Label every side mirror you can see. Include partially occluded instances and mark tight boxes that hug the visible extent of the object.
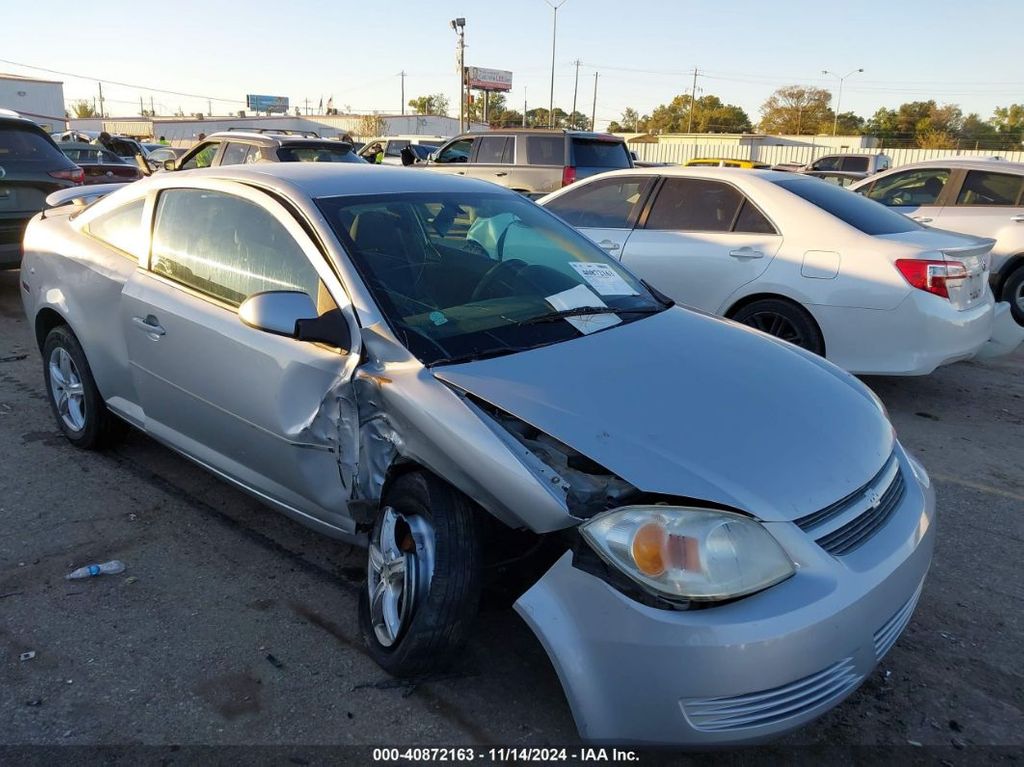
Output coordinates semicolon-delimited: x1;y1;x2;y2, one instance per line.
427;150;438;162
163;158;176;171
239;291;351;350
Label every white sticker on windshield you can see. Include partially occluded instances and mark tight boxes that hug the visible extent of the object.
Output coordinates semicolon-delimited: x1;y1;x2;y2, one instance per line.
569;262;639;296
545;284;621;335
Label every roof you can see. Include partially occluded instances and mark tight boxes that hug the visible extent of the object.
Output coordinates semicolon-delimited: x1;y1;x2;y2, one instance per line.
205;131;348;146
885;157;1024;173
146;162;512;198
0;72;63;85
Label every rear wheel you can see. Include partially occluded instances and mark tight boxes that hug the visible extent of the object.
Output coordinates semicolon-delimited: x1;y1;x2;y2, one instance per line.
42;325;118;449
1002;265;1024;326
359;472;482;677
732;298;825;356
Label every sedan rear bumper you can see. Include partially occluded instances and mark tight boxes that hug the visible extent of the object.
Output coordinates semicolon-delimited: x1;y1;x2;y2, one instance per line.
515;448;935;746
814;291;995;375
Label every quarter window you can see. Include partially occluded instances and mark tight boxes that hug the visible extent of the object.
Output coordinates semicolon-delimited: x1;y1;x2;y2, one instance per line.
87;198;147;258
526;135;564;165
955;171;1024;206
544;176;654;229
733;199;777;234
864;168;950;206
150;189;321;307
645;178;743;232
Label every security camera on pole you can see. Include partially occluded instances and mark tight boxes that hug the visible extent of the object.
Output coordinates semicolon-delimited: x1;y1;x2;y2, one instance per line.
450;18;467;132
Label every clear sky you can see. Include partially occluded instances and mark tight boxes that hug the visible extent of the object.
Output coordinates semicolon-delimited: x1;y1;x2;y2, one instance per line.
3;0;1022;128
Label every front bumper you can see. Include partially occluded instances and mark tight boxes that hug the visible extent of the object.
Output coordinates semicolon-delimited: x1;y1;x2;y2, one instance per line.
514;448;936;746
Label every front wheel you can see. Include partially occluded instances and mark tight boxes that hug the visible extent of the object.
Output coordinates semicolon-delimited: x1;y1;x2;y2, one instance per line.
732;298;825;356
359;472;482;677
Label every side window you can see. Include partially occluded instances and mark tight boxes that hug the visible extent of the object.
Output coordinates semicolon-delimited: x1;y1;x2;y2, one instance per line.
220;142;253;166
544;176;654;229
179;142;221;170
150;189;321;308
645;178;743;232
865;168;950;206
955;171;1024;206
86;198;147;258
526;135;564;165
733;199;778;234
385;140;409;157
475;136;510;164
813;156;842;171
840;156;869;173
435;138;475;164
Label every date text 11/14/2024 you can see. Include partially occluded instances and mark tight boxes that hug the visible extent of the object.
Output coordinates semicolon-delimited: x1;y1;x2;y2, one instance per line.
373;747;641;762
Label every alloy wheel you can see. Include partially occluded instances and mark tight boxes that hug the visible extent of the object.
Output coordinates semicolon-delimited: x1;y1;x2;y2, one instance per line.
743;310;806;347
48;347;87;432
367;506;435;647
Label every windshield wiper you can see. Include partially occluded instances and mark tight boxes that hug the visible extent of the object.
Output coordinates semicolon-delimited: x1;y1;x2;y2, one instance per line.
427;344;541;367
517;305;662;326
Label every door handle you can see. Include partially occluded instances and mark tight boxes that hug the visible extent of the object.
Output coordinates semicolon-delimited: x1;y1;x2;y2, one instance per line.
729;248;764;259
1011;214;1024;223
132;315;165;337
494;171;508;177
598;240;621;251
912;216;933;223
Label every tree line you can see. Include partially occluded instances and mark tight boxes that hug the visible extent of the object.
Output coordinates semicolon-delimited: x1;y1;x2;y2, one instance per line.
603;86;1024;150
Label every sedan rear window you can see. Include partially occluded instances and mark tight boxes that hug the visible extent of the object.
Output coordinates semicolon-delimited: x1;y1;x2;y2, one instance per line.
571;139;631;168
773;178;921;235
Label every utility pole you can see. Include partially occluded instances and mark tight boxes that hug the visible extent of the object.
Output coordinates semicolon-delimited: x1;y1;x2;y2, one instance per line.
97;82;105;119
150;96;155;116
399;71;406;115
591;71;598;131
139;96;144;116
523;87;527;127
208;99;212;117
546;0;568;128
686;67;699;133
570;59;581;129
822;68;864;136
450;18;466;132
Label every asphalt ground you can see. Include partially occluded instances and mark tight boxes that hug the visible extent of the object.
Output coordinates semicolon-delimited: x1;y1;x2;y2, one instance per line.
1;267;1021;762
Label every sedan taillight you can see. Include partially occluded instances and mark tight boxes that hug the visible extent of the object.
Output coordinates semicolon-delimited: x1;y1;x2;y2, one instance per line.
895;258;968;300
561;166;577;187
49;167;85;185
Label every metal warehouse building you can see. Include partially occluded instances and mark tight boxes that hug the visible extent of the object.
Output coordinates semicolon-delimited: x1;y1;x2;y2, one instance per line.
0;74;65;132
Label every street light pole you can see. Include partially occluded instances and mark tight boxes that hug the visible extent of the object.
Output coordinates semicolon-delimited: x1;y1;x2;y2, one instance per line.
822;68;863;136
545;0;568;128
451;18;466;132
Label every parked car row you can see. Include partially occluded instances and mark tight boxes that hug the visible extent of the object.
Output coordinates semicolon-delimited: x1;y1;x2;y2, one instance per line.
22;163;939;747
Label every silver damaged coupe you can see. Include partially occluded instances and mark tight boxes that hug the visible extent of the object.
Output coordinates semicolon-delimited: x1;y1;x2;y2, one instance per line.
21;164;935;746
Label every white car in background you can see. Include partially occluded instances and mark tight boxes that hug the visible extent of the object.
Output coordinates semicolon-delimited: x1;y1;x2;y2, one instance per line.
539;167;1023;375
849;159;1024;326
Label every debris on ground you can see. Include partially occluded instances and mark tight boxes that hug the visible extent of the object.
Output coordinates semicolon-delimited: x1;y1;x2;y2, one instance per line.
19;651;36;661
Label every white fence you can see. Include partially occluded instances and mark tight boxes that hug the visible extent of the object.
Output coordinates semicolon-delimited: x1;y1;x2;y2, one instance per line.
631;143;1024;168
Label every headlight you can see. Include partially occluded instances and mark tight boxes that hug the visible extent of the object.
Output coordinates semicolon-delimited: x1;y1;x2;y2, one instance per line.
580;506;795;603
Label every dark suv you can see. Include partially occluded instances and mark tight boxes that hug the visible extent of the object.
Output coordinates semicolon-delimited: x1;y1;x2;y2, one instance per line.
169;130;365;171
422;130;634;197
1;115;83;268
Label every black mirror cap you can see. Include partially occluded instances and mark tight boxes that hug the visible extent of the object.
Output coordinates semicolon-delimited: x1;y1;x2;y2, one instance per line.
295;308;351;351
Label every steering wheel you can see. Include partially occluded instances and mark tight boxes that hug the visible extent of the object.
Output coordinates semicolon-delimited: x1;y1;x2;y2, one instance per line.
470;259;528;302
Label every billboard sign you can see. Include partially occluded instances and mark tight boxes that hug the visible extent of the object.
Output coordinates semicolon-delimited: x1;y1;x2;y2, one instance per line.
246;94;290;114
465;68;513;92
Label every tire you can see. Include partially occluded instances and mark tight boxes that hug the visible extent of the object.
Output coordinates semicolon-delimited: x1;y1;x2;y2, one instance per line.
732;298;825;356
359;471;482;677
1001;265;1024;326
42;325;118;449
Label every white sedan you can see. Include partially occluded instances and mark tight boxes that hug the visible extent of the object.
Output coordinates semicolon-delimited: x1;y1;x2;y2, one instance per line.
540;167;1022;375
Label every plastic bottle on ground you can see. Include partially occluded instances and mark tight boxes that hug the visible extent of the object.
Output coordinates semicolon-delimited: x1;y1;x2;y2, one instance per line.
65;560;126;580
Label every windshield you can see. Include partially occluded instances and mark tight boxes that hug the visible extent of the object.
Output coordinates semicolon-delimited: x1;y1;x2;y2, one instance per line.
316;192;666;365
277;145;365;163
773;177;922;235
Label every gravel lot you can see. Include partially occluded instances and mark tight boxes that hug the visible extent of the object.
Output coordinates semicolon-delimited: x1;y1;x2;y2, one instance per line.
0;266;1021;756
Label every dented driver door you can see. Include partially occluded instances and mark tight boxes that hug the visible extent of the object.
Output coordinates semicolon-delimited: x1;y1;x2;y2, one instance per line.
121;180;362;533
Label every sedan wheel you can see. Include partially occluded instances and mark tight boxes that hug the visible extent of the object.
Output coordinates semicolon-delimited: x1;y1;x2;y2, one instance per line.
366;506;435;648
732;298;826;356
48;346;87;432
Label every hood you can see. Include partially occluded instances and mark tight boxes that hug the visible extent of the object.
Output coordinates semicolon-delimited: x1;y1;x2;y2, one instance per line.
435;308;894;522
